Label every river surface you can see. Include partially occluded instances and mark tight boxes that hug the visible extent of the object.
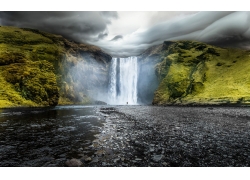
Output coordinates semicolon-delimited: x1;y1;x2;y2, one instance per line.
1;105;250;167
0;106;104;167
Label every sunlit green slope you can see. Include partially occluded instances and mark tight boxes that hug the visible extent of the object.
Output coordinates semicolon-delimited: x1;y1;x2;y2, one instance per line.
0;26;111;108
153;41;250;105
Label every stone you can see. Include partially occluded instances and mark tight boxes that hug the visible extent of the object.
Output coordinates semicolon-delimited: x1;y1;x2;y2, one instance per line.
162;162;168;166
150;147;155;152
95;149;105;156
152;155;163;162
84;157;92;162
65;158;83;167
91;157;99;163
113;158;120;163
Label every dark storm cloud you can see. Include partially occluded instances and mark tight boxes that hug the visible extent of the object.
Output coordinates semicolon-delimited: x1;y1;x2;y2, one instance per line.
0;11;250;57
0;11;117;43
98;32;108;40
110;35;123;41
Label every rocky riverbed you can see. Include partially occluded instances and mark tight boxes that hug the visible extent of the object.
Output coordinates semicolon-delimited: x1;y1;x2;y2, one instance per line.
81;105;250;167
1;105;250;167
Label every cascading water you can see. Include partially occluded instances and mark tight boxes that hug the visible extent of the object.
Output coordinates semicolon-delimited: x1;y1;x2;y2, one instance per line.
108;58;117;102
108;57;138;105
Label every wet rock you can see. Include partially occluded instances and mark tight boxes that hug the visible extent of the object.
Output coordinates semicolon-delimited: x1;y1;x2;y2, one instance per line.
113;158;120;163
152;155;163;162
149;147;155;152
77;153;85;157
162;162;169;166
84;157;92;162
91;157;99;163
65;158;83;167
95;149;105;156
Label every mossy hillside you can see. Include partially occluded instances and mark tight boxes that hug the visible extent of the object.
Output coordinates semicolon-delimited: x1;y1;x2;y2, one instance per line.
0;26;111;108
0;26;63;108
153;41;250;105
2;61;59;106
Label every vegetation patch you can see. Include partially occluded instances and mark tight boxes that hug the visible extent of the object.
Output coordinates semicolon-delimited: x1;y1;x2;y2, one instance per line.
0;26;111;108
153;40;250;105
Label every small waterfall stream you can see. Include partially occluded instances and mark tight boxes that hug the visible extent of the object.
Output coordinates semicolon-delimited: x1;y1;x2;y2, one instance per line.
108;57;138;105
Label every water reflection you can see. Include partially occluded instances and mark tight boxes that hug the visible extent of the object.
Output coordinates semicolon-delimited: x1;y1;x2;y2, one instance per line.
0;106;104;167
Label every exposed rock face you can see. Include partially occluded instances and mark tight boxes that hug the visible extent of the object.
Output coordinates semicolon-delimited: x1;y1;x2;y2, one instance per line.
152;41;250;105
137;44;164;104
0;26;111;108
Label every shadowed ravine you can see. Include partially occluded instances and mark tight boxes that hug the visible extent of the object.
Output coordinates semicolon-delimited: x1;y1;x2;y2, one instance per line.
0;105;250;167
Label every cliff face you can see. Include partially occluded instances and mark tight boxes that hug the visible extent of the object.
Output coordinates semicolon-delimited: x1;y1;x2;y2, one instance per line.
137;44;164;104
152;41;250;105
0;26;111;108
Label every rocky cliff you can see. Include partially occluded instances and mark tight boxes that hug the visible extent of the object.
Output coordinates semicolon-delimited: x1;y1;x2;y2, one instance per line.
151;41;250;105
137;44;163;104
0;26;111;108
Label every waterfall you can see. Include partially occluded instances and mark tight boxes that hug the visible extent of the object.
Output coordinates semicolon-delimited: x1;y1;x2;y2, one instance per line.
108;58;117;102
108;57;138;105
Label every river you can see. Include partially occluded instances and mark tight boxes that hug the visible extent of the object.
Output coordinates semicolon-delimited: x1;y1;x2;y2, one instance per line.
1;105;250;167
0;106;104;166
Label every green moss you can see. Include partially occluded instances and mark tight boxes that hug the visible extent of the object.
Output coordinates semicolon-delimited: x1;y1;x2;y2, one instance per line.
153;40;250;105
1;60;59;106
0;26;111;108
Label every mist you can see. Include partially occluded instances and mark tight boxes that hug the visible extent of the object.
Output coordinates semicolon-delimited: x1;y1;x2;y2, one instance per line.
61;51;111;104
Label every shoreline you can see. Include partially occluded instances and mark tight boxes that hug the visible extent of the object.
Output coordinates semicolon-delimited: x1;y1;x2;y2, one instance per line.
80;105;250;167
1;102;250;110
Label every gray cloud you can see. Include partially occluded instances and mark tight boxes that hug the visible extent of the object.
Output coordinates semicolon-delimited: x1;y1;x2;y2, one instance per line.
97;11;250;57
0;11;117;43
110;35;123;41
100;11;118;20
98;32;108;40
0;11;250;57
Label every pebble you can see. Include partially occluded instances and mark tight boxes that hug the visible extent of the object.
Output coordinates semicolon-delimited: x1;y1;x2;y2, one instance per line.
135;158;142;161
152;155;163;162
150;147;155;152
65;158;83;167
84;157;92;162
162;162;168;166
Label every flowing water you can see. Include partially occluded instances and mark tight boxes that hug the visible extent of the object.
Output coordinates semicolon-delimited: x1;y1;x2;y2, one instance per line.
0;106;104;167
108;58;117;101
108;57;138;105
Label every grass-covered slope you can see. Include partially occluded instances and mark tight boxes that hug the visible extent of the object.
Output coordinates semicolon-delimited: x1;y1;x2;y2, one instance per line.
0;26;111;108
152;41;250;105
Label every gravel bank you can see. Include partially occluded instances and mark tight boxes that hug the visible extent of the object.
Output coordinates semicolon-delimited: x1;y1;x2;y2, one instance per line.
84;105;250;167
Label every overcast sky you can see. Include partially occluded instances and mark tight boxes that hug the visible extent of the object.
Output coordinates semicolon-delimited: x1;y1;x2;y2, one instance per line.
1;11;250;57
